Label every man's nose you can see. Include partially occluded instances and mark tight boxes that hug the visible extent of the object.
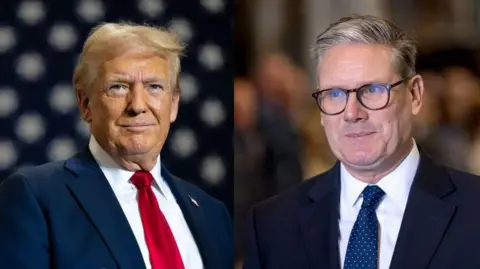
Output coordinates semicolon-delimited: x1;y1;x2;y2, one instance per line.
127;84;148;114
343;93;367;122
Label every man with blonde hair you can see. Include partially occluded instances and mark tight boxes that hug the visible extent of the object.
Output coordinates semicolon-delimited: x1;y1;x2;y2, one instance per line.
243;15;480;269
0;22;232;269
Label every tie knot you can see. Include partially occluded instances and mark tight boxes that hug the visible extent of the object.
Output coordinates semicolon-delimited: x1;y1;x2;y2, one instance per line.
130;171;153;189
361;185;385;210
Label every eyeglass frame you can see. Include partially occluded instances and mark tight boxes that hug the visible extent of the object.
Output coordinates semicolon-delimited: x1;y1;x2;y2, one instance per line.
311;77;411;115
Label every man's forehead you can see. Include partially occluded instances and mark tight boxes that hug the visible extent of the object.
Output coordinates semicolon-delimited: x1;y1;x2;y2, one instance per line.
316;44;395;89
101;55;170;79
319;44;394;69
107;72;166;79
317;70;393;90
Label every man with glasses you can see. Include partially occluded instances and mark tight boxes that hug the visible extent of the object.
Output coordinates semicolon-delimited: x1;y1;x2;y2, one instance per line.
243;15;480;269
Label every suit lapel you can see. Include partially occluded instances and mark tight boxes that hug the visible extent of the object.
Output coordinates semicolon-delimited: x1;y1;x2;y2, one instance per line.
161;168;223;269
390;151;456;269
64;149;146;269
298;162;341;269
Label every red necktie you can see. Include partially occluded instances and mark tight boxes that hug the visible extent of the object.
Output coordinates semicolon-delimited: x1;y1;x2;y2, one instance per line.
130;171;185;269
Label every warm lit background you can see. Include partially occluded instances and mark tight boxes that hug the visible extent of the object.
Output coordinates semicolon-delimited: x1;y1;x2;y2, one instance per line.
235;0;480;265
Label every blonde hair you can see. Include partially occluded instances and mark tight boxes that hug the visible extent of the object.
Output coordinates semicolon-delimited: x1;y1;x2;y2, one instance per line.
311;14;417;78
73;21;185;93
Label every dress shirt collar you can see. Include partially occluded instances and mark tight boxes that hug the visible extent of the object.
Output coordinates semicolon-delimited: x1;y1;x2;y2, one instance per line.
88;135;167;198
340;139;420;210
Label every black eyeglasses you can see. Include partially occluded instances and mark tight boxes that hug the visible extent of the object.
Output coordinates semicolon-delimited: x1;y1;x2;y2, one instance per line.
311;78;408;115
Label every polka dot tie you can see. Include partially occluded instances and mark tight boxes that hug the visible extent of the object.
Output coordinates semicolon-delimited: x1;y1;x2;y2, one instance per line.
344;185;385;269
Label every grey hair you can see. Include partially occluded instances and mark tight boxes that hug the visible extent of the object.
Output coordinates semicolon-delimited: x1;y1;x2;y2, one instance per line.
311;14;417;78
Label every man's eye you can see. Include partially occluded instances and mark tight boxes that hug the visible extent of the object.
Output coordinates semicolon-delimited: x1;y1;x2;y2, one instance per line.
108;84;128;91
149;84;164;90
366;84;387;94
328;89;345;98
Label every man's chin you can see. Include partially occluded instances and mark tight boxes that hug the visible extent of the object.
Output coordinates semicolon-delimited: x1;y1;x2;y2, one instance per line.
341;151;382;169
115;141;153;155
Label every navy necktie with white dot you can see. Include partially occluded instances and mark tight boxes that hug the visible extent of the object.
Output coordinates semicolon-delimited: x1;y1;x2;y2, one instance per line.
344;185;385;269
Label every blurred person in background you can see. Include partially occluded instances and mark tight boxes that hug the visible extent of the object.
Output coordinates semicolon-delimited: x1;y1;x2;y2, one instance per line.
244;15;480;269
297;101;336;178
0;22;232;269
253;52;304;193
443;65;480;170
415;48;480;173
234;53;304;266
234;77;265;265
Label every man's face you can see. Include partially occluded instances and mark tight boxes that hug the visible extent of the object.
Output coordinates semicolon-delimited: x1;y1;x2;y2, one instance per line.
317;44;423;170
79;51;179;158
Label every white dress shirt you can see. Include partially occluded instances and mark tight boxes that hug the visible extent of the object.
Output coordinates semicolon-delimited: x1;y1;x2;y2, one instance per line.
89;136;204;269
338;141;420;269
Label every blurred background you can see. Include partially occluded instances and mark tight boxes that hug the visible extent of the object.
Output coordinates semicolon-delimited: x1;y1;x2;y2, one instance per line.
235;0;480;266
0;0;233;213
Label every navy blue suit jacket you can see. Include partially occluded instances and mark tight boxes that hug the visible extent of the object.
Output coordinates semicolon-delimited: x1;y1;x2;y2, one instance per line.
0;148;232;269
244;151;480;269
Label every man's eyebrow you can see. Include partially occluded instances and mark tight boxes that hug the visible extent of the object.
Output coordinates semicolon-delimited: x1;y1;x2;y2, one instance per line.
142;77;168;84
320;80;385;90
106;73;133;82
105;75;168;85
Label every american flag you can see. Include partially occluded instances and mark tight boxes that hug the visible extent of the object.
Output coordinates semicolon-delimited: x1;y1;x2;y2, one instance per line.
0;0;233;213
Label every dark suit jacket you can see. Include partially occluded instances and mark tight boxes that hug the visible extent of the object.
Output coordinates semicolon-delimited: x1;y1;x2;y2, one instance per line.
243;151;480;269
0;148;232;269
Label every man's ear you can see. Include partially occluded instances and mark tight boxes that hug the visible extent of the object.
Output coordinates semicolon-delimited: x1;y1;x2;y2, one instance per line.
409;74;424;116
76;88;91;122
170;90;180;123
